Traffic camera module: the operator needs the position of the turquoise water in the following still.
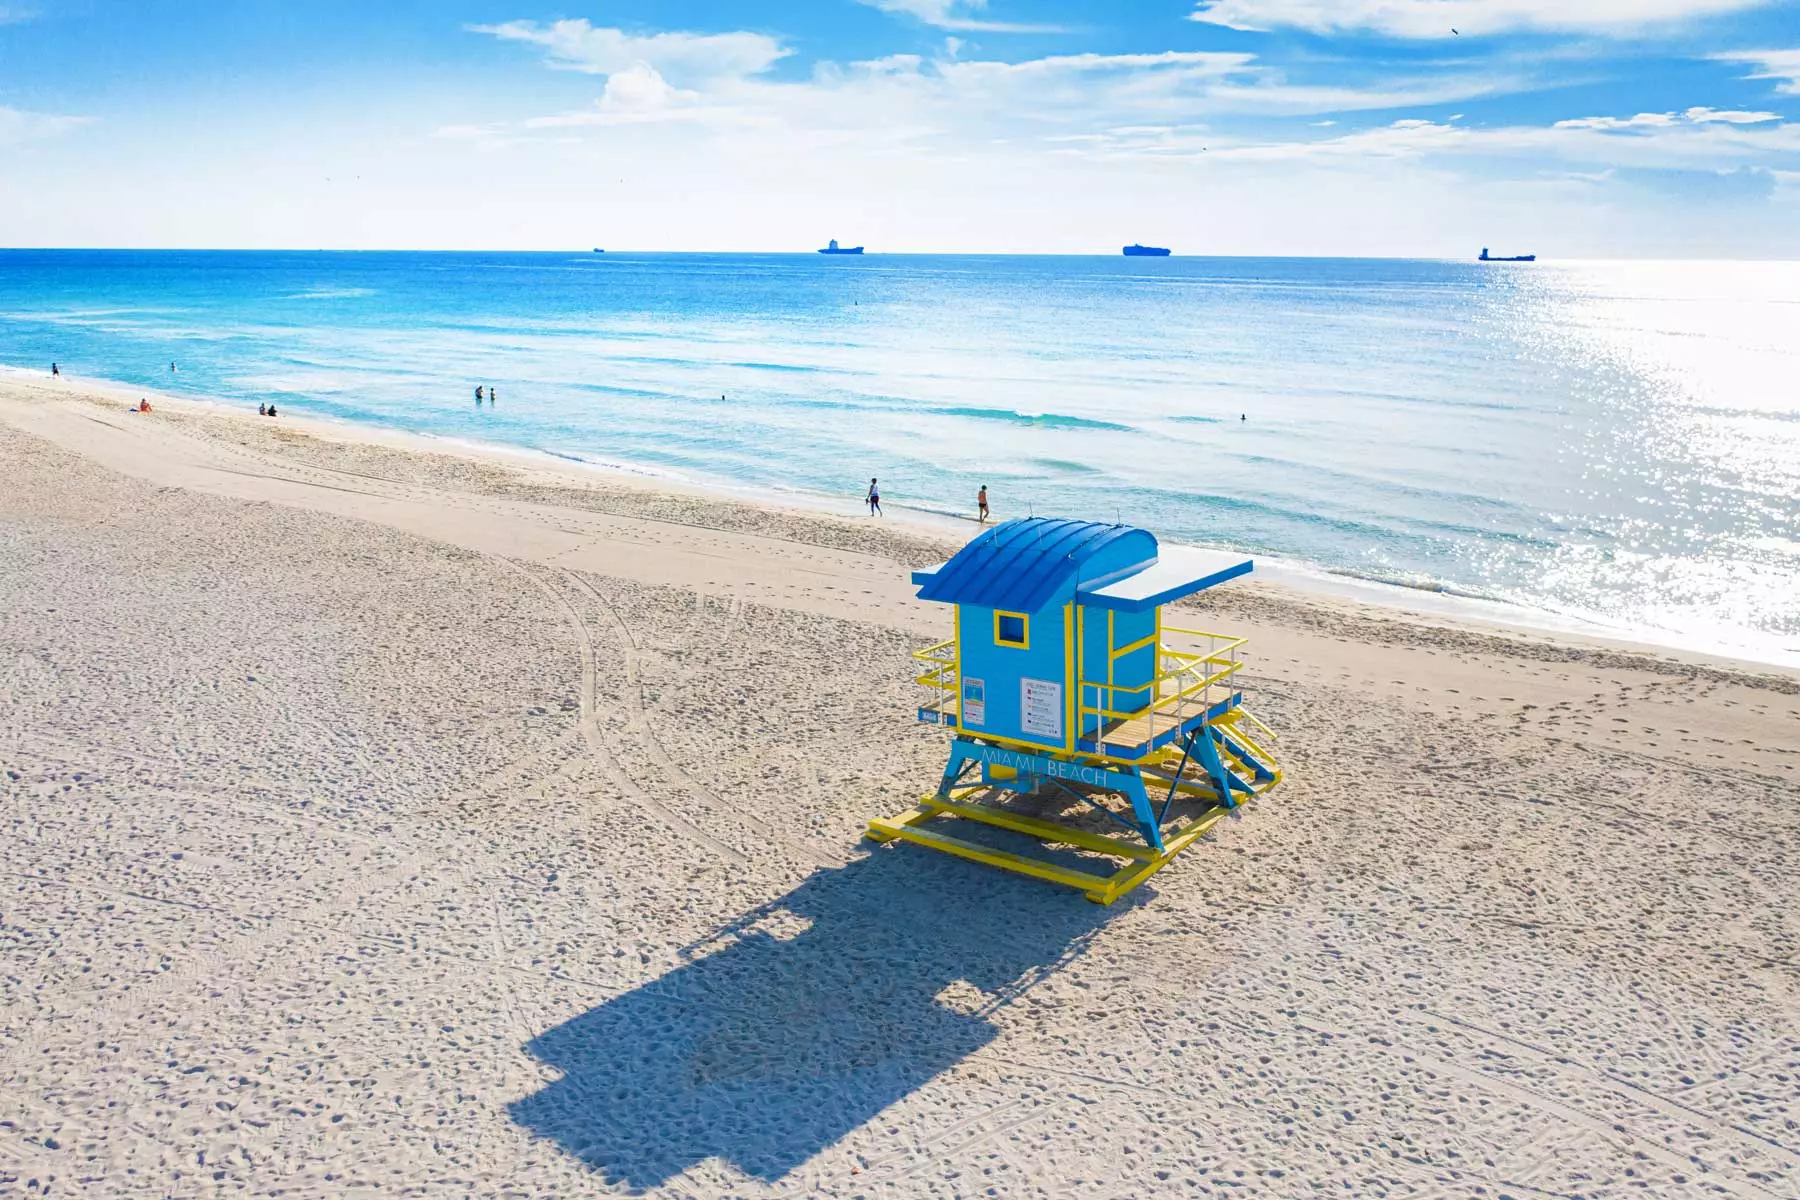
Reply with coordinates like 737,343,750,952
3,250,1797,663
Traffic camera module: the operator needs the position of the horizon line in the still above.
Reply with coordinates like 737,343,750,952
10,247,1798,262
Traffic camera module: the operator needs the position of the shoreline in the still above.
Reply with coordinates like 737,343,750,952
6,363,1797,682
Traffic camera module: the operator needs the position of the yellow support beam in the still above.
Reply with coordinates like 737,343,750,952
1110,631,1158,659
867,819,1122,894
919,794,1161,861
1088,807,1234,903
866,784,1257,904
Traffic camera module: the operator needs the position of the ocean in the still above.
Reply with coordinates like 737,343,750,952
3,249,1797,665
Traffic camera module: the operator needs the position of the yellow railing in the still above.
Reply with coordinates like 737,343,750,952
913,638,957,721
1080,625,1247,751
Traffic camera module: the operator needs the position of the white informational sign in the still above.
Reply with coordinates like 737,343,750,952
1020,677,1063,740
961,677,986,726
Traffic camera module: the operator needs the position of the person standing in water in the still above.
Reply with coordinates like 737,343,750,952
866,478,882,516
475,385,484,403
487,385,496,404
50,363,59,376
977,485,989,523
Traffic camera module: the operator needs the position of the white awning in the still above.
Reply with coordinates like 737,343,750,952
1076,546,1252,612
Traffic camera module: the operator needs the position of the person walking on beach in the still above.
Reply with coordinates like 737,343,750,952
50,362,58,376
977,485,989,523
867,478,882,516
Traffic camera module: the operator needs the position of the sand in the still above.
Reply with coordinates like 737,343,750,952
3,374,1799,1198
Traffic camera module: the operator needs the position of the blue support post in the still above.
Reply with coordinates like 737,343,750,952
1117,768,1165,852
1191,725,1243,810
935,741,977,799
1158,727,1200,826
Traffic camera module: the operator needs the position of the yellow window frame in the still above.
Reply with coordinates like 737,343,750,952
994,610,1030,649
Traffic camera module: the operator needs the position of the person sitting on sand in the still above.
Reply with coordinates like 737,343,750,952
267,403,278,417
977,485,989,523
258,403,267,416
137,399,152,413
867,478,882,516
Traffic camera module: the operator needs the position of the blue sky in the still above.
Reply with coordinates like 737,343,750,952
2,0,1798,254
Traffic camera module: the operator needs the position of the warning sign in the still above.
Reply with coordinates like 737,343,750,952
961,677,986,726
1020,677,1063,740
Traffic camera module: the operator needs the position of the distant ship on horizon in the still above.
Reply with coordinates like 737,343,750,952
818,239,864,255
1122,243,1171,257
1479,247,1535,262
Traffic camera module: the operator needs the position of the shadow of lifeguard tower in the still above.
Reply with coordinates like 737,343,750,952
508,849,1125,1189
871,517,1282,903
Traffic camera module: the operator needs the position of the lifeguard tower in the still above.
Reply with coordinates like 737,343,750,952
867,517,1282,903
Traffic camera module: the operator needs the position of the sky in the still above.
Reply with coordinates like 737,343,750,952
1,0,1798,255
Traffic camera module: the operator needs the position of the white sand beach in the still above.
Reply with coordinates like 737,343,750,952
4,374,1799,1198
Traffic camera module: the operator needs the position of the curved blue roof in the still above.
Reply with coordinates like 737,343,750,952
916,517,1157,613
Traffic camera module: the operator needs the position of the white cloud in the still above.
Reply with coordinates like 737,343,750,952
471,19,790,87
596,63,695,114
1685,106,1780,123
1554,111,1680,130
1204,107,1800,168
461,20,1796,210
1551,108,1780,132
930,49,1256,101
521,64,765,129
478,41,1514,150
854,0,1064,33
885,49,1513,120
1190,0,1771,38
1713,49,1800,96
0,106,93,146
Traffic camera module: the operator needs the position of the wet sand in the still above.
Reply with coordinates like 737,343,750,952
3,375,1799,1198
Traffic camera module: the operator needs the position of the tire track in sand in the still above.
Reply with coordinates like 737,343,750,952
558,567,842,873
492,557,751,870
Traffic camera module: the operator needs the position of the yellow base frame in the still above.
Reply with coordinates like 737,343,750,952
866,782,1263,905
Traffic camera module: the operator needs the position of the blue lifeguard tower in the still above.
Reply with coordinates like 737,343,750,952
867,517,1283,903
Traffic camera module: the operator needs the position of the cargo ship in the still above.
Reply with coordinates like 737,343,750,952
1123,244,1171,257
818,239,864,255
1479,247,1535,262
